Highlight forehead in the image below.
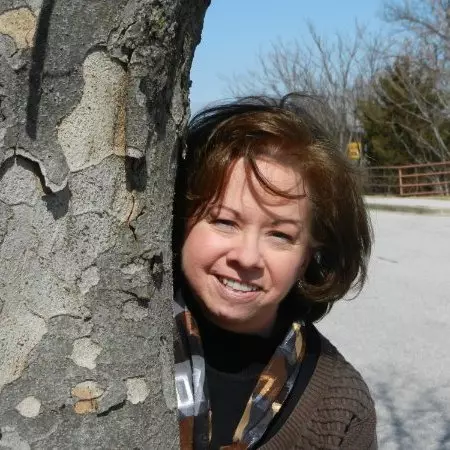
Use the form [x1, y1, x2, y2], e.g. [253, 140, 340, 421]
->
[219, 158, 309, 219]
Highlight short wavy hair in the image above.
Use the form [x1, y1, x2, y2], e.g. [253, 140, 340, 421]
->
[173, 93, 372, 322]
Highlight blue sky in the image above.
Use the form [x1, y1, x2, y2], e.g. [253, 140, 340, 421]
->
[190, 0, 385, 111]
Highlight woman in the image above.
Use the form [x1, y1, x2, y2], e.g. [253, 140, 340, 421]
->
[173, 94, 376, 449]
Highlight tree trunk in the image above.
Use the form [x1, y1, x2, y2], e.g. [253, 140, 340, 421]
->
[0, 1, 209, 448]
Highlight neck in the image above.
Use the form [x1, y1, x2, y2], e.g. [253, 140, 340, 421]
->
[193, 302, 288, 374]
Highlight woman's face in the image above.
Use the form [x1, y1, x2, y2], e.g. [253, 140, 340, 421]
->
[181, 158, 312, 334]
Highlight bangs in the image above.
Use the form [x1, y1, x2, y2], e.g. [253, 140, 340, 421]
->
[186, 135, 309, 224]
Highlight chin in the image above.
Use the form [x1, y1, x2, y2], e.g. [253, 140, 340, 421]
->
[207, 304, 249, 327]
[215, 307, 272, 334]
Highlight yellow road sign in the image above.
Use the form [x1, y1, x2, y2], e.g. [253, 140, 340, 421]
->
[347, 141, 361, 160]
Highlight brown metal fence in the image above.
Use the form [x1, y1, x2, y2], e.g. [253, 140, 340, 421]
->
[365, 161, 450, 196]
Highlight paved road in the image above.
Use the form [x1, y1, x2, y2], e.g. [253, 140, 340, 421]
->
[317, 210, 450, 450]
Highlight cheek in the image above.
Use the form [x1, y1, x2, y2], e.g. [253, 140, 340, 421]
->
[181, 231, 201, 272]
[272, 251, 310, 288]
[182, 224, 224, 270]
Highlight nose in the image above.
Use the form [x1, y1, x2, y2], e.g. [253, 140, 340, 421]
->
[227, 232, 264, 269]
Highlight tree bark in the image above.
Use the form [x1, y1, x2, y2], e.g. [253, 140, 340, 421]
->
[0, 1, 209, 448]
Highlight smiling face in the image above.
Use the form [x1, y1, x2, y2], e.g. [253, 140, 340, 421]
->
[181, 158, 312, 334]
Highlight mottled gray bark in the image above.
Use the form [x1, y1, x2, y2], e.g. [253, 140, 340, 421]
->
[0, 1, 208, 448]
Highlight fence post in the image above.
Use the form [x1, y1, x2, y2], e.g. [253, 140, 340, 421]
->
[399, 168, 404, 196]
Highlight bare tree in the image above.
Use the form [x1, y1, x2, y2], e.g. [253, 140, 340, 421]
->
[380, 56, 449, 161]
[230, 23, 389, 152]
[0, 1, 209, 448]
[379, 0, 450, 160]
[384, 0, 450, 53]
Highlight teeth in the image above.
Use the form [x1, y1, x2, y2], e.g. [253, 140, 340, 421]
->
[219, 277, 259, 292]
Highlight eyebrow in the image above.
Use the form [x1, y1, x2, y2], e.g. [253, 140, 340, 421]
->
[271, 218, 304, 227]
[211, 204, 305, 228]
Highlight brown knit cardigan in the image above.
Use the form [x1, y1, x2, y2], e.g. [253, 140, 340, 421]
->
[259, 334, 377, 450]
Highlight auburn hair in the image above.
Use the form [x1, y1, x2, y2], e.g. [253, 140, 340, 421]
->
[173, 93, 372, 322]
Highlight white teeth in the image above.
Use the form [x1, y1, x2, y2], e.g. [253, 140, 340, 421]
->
[219, 277, 259, 292]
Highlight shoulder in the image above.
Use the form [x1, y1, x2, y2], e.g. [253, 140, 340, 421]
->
[317, 331, 375, 417]
[302, 329, 377, 449]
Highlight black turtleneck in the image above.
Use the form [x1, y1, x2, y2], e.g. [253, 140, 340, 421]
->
[183, 286, 320, 449]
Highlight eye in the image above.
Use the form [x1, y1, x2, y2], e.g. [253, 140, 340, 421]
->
[269, 231, 294, 243]
[211, 218, 236, 230]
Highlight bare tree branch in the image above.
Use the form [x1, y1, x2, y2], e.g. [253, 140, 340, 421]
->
[229, 24, 390, 153]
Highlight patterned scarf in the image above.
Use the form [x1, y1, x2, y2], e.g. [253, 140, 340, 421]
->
[173, 288, 306, 450]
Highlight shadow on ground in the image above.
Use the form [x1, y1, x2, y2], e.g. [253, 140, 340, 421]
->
[368, 368, 450, 450]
